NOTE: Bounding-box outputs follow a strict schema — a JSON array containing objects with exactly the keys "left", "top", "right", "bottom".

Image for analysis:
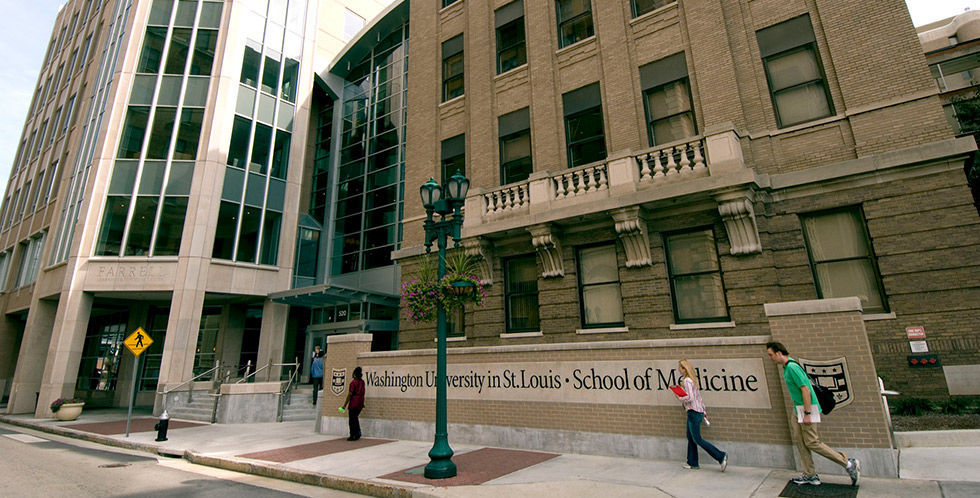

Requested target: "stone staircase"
[
  {"left": 280, "top": 385, "right": 320, "bottom": 422},
  {"left": 165, "top": 392, "right": 218, "bottom": 423}
]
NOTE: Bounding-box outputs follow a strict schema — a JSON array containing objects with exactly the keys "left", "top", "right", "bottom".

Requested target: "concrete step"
[
  {"left": 166, "top": 407, "right": 213, "bottom": 423},
  {"left": 281, "top": 412, "right": 317, "bottom": 422},
  {"left": 894, "top": 430, "right": 980, "bottom": 448}
]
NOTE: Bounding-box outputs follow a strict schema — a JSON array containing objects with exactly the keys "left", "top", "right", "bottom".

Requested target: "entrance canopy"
[{"left": 269, "top": 283, "right": 399, "bottom": 308}]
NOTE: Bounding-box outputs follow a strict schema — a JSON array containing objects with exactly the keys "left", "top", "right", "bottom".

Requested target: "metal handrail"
[
  {"left": 276, "top": 360, "right": 300, "bottom": 422},
  {"left": 158, "top": 363, "right": 221, "bottom": 409},
  {"left": 237, "top": 361, "right": 271, "bottom": 383}
]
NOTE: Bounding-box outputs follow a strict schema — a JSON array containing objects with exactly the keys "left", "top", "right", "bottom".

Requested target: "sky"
[{"left": 0, "top": 0, "right": 978, "bottom": 195}]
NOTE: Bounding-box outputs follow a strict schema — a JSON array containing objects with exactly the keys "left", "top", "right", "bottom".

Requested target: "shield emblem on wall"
[
  {"left": 331, "top": 368, "right": 347, "bottom": 396},
  {"left": 798, "top": 357, "right": 853, "bottom": 408}
]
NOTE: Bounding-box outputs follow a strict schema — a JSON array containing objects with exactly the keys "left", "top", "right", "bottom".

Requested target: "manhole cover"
[{"left": 99, "top": 463, "right": 131, "bottom": 468}]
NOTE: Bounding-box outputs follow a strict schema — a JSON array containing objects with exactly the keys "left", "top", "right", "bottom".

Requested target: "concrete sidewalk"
[{"left": 2, "top": 409, "right": 978, "bottom": 497}]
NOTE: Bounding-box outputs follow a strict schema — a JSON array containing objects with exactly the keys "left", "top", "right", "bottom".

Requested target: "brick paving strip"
[
  {"left": 237, "top": 437, "right": 395, "bottom": 463},
  {"left": 380, "top": 447, "right": 559, "bottom": 486},
  {"left": 62, "top": 417, "right": 205, "bottom": 435}
]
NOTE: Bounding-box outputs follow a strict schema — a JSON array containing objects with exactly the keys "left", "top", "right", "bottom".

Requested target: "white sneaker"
[
  {"left": 720, "top": 454, "right": 728, "bottom": 472},
  {"left": 682, "top": 463, "right": 699, "bottom": 469},
  {"left": 846, "top": 458, "right": 860, "bottom": 486}
]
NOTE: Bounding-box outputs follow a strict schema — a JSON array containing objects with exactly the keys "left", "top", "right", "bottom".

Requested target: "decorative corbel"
[
  {"left": 527, "top": 224, "right": 564, "bottom": 278},
  {"left": 716, "top": 195, "right": 762, "bottom": 256},
  {"left": 610, "top": 206, "right": 652, "bottom": 268},
  {"left": 461, "top": 237, "right": 493, "bottom": 286}
]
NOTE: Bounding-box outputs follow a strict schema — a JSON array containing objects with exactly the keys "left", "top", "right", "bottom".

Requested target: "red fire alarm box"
[{"left": 908, "top": 354, "right": 940, "bottom": 368}]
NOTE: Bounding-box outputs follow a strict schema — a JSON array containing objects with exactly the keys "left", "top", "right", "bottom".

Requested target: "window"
[
  {"left": 495, "top": 1, "right": 526, "bottom": 74},
  {"left": 640, "top": 52, "right": 697, "bottom": 145},
  {"left": 442, "top": 0, "right": 460, "bottom": 7},
  {"left": 562, "top": 82, "right": 606, "bottom": 167},
  {"left": 577, "top": 244, "right": 623, "bottom": 327},
  {"left": 343, "top": 9, "right": 365, "bottom": 42},
  {"left": 632, "top": 0, "right": 672, "bottom": 17},
  {"left": 556, "top": 0, "right": 594, "bottom": 48},
  {"left": 441, "top": 134, "right": 465, "bottom": 184},
  {"left": 15, "top": 233, "right": 46, "bottom": 288},
  {"left": 757, "top": 15, "right": 833, "bottom": 127},
  {"left": 0, "top": 251, "right": 11, "bottom": 291},
  {"left": 447, "top": 307, "right": 465, "bottom": 337},
  {"left": 498, "top": 108, "right": 532, "bottom": 184},
  {"left": 505, "top": 255, "right": 540, "bottom": 332},
  {"left": 442, "top": 35, "right": 464, "bottom": 101},
  {"left": 930, "top": 53, "right": 980, "bottom": 93},
  {"left": 800, "top": 207, "right": 888, "bottom": 313},
  {"left": 664, "top": 228, "right": 729, "bottom": 323}
]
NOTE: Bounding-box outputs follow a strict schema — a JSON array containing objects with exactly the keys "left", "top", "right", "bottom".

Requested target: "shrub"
[
  {"left": 50, "top": 398, "right": 84, "bottom": 412},
  {"left": 892, "top": 397, "right": 933, "bottom": 416},
  {"left": 938, "top": 398, "right": 970, "bottom": 415}
]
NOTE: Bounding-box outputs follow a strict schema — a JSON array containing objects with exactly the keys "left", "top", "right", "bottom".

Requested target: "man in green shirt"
[{"left": 767, "top": 341, "right": 859, "bottom": 486}]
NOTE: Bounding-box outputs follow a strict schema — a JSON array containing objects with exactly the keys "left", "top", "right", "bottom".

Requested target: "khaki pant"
[{"left": 792, "top": 422, "right": 848, "bottom": 475}]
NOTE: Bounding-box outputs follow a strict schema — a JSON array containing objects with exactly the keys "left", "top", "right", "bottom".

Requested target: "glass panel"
[
  {"left": 261, "top": 56, "right": 280, "bottom": 95},
  {"left": 673, "top": 273, "right": 727, "bottom": 321},
  {"left": 174, "top": 108, "right": 204, "bottom": 160},
  {"left": 117, "top": 107, "right": 151, "bottom": 159},
  {"left": 137, "top": 27, "right": 167, "bottom": 73},
  {"left": 506, "top": 256, "right": 539, "bottom": 331},
  {"left": 265, "top": 23, "right": 285, "bottom": 51},
  {"left": 767, "top": 48, "right": 821, "bottom": 91},
  {"left": 257, "top": 92, "right": 276, "bottom": 124},
  {"left": 501, "top": 131, "right": 530, "bottom": 163},
  {"left": 124, "top": 196, "right": 159, "bottom": 256},
  {"left": 95, "top": 196, "right": 130, "bottom": 255},
  {"left": 651, "top": 113, "right": 696, "bottom": 145},
  {"left": 149, "top": 0, "right": 175, "bottom": 25},
  {"left": 130, "top": 74, "right": 158, "bottom": 105},
  {"left": 158, "top": 76, "right": 183, "bottom": 106},
  {"left": 165, "top": 28, "right": 193, "bottom": 74},
  {"left": 199, "top": 2, "right": 223, "bottom": 29},
  {"left": 212, "top": 201, "right": 239, "bottom": 259},
  {"left": 666, "top": 230, "right": 719, "bottom": 274},
  {"left": 277, "top": 102, "right": 293, "bottom": 131},
  {"left": 183, "top": 76, "right": 209, "bottom": 106},
  {"left": 174, "top": 0, "right": 197, "bottom": 27},
  {"left": 227, "top": 116, "right": 251, "bottom": 168},
  {"left": 166, "top": 161, "right": 194, "bottom": 195},
  {"left": 774, "top": 82, "right": 831, "bottom": 126},
  {"left": 145, "top": 107, "right": 177, "bottom": 159},
  {"left": 557, "top": 0, "right": 590, "bottom": 22},
  {"left": 241, "top": 45, "right": 261, "bottom": 87},
  {"left": 268, "top": 0, "right": 287, "bottom": 25},
  {"left": 566, "top": 108, "right": 604, "bottom": 142},
  {"left": 266, "top": 178, "right": 285, "bottom": 211},
  {"left": 190, "top": 29, "right": 218, "bottom": 75},
  {"left": 583, "top": 283, "right": 623, "bottom": 325},
  {"left": 245, "top": 172, "right": 266, "bottom": 206},
  {"left": 496, "top": 20, "right": 526, "bottom": 73},
  {"left": 139, "top": 161, "right": 166, "bottom": 194},
  {"left": 270, "top": 130, "right": 290, "bottom": 179},
  {"left": 109, "top": 161, "right": 139, "bottom": 195},
  {"left": 154, "top": 197, "right": 188, "bottom": 255},
  {"left": 236, "top": 206, "right": 261, "bottom": 262},
  {"left": 814, "top": 260, "right": 884, "bottom": 312},
  {"left": 250, "top": 122, "right": 273, "bottom": 173},
  {"left": 633, "top": 0, "right": 671, "bottom": 17},
  {"left": 236, "top": 85, "right": 256, "bottom": 117},
  {"left": 260, "top": 210, "right": 281, "bottom": 265},
  {"left": 646, "top": 80, "right": 691, "bottom": 119},
  {"left": 280, "top": 58, "right": 298, "bottom": 102},
  {"left": 580, "top": 245, "right": 618, "bottom": 284},
  {"left": 286, "top": 0, "right": 307, "bottom": 34},
  {"left": 295, "top": 227, "right": 319, "bottom": 277},
  {"left": 222, "top": 166, "right": 245, "bottom": 201},
  {"left": 802, "top": 210, "right": 869, "bottom": 261}
]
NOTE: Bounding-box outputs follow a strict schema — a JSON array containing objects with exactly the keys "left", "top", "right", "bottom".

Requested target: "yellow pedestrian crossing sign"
[{"left": 124, "top": 328, "right": 153, "bottom": 356}]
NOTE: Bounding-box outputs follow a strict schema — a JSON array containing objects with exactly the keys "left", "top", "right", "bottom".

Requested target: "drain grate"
[{"left": 98, "top": 463, "right": 131, "bottom": 468}]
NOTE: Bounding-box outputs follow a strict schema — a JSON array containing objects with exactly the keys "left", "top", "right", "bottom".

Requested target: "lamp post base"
[{"left": 424, "top": 458, "right": 457, "bottom": 479}]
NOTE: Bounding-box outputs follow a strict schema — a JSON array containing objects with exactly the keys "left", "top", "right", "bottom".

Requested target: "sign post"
[{"left": 123, "top": 327, "right": 153, "bottom": 437}]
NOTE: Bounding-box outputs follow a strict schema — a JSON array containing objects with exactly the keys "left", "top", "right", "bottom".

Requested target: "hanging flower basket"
[
  {"left": 401, "top": 253, "right": 487, "bottom": 323},
  {"left": 447, "top": 280, "right": 476, "bottom": 296}
]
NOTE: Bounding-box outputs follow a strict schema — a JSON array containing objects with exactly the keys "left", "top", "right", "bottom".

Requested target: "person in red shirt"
[{"left": 342, "top": 366, "right": 365, "bottom": 441}]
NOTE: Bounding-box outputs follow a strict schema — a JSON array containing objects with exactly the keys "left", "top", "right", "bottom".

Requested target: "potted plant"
[
  {"left": 51, "top": 398, "right": 85, "bottom": 421},
  {"left": 401, "top": 252, "right": 487, "bottom": 323},
  {"left": 402, "top": 255, "right": 439, "bottom": 323}
]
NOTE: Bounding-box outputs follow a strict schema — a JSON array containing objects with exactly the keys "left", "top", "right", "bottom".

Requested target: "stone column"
[
  {"left": 319, "top": 333, "right": 372, "bottom": 433},
  {"left": 256, "top": 299, "right": 289, "bottom": 381},
  {"left": 155, "top": 287, "right": 206, "bottom": 412},
  {"left": 765, "top": 297, "right": 897, "bottom": 477},
  {"left": 33, "top": 292, "right": 94, "bottom": 417},
  {"left": 0, "top": 314, "right": 24, "bottom": 406}
]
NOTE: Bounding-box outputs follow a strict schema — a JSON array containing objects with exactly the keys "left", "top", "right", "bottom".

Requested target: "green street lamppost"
[{"left": 419, "top": 170, "right": 470, "bottom": 479}]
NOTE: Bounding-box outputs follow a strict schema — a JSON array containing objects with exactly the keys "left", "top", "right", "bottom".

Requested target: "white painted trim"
[
  {"left": 669, "top": 321, "right": 736, "bottom": 330},
  {"left": 499, "top": 331, "right": 543, "bottom": 339},
  {"left": 863, "top": 312, "right": 897, "bottom": 321},
  {"left": 433, "top": 336, "right": 467, "bottom": 342},
  {"left": 576, "top": 327, "right": 629, "bottom": 334}
]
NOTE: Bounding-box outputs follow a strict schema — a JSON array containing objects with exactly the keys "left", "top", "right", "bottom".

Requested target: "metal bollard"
[{"left": 154, "top": 410, "right": 170, "bottom": 442}]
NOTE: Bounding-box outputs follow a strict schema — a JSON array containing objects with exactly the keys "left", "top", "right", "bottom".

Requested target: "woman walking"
[
  {"left": 342, "top": 366, "right": 365, "bottom": 441},
  {"left": 674, "top": 359, "right": 728, "bottom": 471}
]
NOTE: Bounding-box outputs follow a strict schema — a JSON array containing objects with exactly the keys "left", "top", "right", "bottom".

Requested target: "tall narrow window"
[
  {"left": 757, "top": 15, "right": 833, "bottom": 127},
  {"left": 632, "top": 0, "right": 672, "bottom": 17},
  {"left": 556, "top": 0, "right": 594, "bottom": 48},
  {"left": 442, "top": 34, "right": 464, "bottom": 102},
  {"left": 505, "top": 255, "right": 540, "bottom": 333},
  {"left": 562, "top": 83, "right": 606, "bottom": 168},
  {"left": 498, "top": 108, "right": 532, "bottom": 184},
  {"left": 577, "top": 244, "right": 623, "bottom": 327},
  {"left": 664, "top": 228, "right": 729, "bottom": 323},
  {"left": 800, "top": 207, "right": 888, "bottom": 313},
  {"left": 441, "top": 134, "right": 465, "bottom": 184},
  {"left": 495, "top": 1, "right": 526, "bottom": 74},
  {"left": 640, "top": 52, "right": 697, "bottom": 146}
]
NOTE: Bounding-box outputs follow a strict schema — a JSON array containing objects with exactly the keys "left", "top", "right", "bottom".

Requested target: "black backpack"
[{"left": 788, "top": 360, "right": 837, "bottom": 415}]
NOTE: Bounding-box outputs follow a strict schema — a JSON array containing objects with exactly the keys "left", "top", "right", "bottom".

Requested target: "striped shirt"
[{"left": 677, "top": 377, "right": 706, "bottom": 414}]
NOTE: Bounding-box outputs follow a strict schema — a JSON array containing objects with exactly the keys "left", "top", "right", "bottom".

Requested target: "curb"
[
  {"left": 894, "top": 430, "right": 980, "bottom": 448},
  {"left": 0, "top": 415, "right": 416, "bottom": 497}
]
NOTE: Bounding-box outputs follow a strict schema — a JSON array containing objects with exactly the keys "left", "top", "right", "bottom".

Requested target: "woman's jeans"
[{"left": 687, "top": 410, "right": 725, "bottom": 466}]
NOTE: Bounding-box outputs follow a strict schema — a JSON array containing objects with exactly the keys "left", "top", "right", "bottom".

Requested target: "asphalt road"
[{"left": 0, "top": 422, "right": 365, "bottom": 497}]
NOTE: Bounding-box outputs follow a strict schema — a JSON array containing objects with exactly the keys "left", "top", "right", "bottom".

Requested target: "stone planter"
[{"left": 55, "top": 402, "right": 85, "bottom": 421}]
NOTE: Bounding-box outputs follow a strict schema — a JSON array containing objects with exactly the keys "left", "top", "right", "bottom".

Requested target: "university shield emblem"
[
  {"left": 798, "top": 357, "right": 853, "bottom": 408},
  {"left": 331, "top": 368, "right": 347, "bottom": 396}
]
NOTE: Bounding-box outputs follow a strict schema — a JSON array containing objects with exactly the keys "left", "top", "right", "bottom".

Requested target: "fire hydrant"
[{"left": 154, "top": 410, "right": 170, "bottom": 442}]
